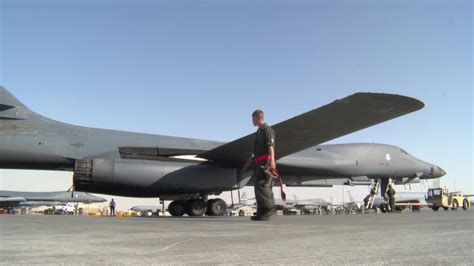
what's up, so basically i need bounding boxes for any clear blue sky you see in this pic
[0,0,472,209]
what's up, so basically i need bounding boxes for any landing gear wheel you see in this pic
[186,199,207,216]
[452,199,459,210]
[380,203,387,213]
[206,199,227,216]
[443,207,449,211]
[168,200,186,217]
[432,206,439,211]
[462,199,469,210]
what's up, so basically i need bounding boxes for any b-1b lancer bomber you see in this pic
[0,86,445,216]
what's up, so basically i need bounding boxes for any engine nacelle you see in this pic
[73,158,241,197]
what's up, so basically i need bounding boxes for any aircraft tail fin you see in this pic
[0,86,40,120]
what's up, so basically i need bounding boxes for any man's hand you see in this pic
[267,158,276,170]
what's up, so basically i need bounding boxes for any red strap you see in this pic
[266,167,286,201]
[254,155,286,201]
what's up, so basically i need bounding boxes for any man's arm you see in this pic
[267,145,276,169]
[265,127,276,169]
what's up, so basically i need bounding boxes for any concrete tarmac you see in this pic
[1,210,473,265]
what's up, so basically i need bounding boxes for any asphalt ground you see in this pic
[1,210,473,265]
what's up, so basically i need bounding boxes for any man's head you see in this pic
[252,109,265,126]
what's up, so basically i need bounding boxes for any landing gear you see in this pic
[168,198,227,217]
[168,200,186,217]
[367,178,396,213]
[186,199,207,216]
[206,199,227,216]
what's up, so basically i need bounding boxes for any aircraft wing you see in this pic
[198,93,424,166]
[0,197,26,203]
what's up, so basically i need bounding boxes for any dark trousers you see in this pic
[110,207,115,216]
[254,165,275,215]
[388,197,395,212]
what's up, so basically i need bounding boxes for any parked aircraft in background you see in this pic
[275,195,331,211]
[130,206,162,216]
[0,87,445,216]
[370,192,427,212]
[0,190,106,209]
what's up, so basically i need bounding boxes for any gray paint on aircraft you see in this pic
[0,86,445,199]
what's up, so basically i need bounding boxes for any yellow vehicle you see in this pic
[115,211,138,217]
[427,188,470,211]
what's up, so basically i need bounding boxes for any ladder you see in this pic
[365,179,381,209]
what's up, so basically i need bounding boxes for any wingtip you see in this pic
[351,92,425,112]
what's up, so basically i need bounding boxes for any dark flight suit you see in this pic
[387,186,396,212]
[253,123,276,216]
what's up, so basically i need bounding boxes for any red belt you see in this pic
[254,154,272,163]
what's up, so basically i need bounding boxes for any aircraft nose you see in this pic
[95,196,107,203]
[432,166,446,178]
[439,167,446,177]
[88,193,107,202]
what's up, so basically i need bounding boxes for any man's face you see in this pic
[252,115,258,126]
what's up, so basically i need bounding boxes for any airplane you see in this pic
[372,193,427,212]
[130,205,162,216]
[226,191,257,216]
[0,190,106,209]
[227,192,330,214]
[0,86,446,217]
[275,195,331,212]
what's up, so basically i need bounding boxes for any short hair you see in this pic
[252,109,264,118]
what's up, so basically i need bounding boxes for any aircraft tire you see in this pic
[186,199,207,216]
[380,204,387,213]
[443,207,449,211]
[206,198,226,216]
[452,199,459,210]
[205,199,214,216]
[462,199,469,210]
[168,200,186,217]
[432,206,439,211]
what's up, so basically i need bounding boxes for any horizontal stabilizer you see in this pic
[198,93,424,166]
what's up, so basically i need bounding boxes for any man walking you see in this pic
[243,110,276,221]
[109,198,116,216]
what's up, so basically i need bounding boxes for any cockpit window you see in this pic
[400,149,408,155]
